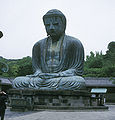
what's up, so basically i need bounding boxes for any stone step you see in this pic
[33,105,109,110]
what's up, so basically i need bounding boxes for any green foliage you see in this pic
[85,51,103,68]
[103,41,115,66]
[84,41,115,78]
[0,57,9,74]
[0,56,33,77]
[17,57,33,76]
[9,64,19,77]
[102,66,115,77]
[84,68,103,77]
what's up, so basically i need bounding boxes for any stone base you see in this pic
[8,89,108,111]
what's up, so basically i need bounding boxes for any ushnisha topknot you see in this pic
[43,9,66,31]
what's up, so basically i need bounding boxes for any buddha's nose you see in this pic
[49,24,55,30]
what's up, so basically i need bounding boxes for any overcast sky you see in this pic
[0,0,115,59]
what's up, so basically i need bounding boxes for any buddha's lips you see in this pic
[49,31,56,34]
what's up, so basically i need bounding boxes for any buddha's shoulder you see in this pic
[65,35,82,45]
[33,37,47,46]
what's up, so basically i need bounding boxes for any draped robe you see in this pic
[13,34,86,90]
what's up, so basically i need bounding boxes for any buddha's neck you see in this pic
[50,33,64,43]
[51,36,60,43]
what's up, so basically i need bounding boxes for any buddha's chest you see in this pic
[45,44,60,67]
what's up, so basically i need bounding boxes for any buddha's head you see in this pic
[43,9,66,39]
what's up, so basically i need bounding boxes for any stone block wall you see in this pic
[8,89,108,111]
[8,89,91,110]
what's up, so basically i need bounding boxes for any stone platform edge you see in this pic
[8,89,91,96]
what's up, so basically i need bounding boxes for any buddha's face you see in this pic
[44,16,65,39]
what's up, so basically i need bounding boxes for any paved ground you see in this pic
[3,105,115,120]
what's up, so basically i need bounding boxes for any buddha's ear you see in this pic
[0,31,3,38]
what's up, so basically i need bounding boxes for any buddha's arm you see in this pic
[27,41,42,77]
[26,70,41,77]
[59,69,76,77]
[58,38,84,77]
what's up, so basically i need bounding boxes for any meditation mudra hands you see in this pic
[27,72,60,79]
[39,73,60,79]
[27,69,75,79]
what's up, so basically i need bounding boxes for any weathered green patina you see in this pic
[13,9,85,90]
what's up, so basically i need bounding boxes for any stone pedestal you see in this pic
[8,89,108,111]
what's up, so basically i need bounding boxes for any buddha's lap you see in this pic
[13,76,85,83]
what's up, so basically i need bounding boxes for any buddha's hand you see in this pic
[39,73,60,79]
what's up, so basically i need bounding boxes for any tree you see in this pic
[17,56,33,76]
[102,41,115,77]
[85,51,103,68]
[103,41,115,66]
